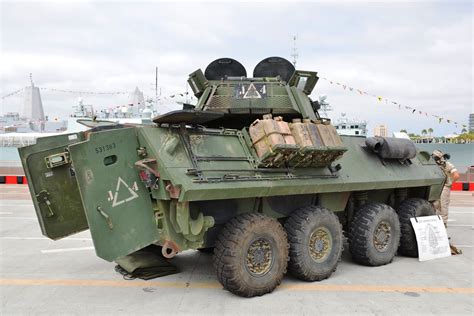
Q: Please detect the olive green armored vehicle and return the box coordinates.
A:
[20,57,444,297]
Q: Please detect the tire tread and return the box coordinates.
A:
[213,213,289,297]
[285,206,343,281]
[348,202,400,266]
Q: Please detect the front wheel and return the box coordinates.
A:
[285,206,343,281]
[213,213,289,297]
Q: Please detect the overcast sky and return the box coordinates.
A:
[1,0,472,136]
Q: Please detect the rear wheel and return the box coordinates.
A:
[348,203,400,266]
[285,206,343,281]
[397,198,435,257]
[213,213,289,297]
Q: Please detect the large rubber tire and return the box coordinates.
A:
[348,203,400,266]
[397,198,436,257]
[285,206,343,281]
[197,247,214,253]
[213,213,289,297]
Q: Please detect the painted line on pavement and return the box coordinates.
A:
[41,247,94,253]
[0,212,13,215]
[0,217,36,220]
[0,278,473,294]
[1,237,92,241]
[279,283,474,294]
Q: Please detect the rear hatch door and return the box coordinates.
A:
[19,133,89,240]
[68,127,160,261]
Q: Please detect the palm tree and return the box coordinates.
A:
[461,128,467,134]
[400,129,408,133]
[428,128,433,137]
[421,129,427,136]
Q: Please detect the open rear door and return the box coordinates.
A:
[68,127,160,261]
[19,133,89,240]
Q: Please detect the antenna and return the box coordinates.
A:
[185,82,189,103]
[155,66,158,108]
[291,35,299,67]
[29,73,34,87]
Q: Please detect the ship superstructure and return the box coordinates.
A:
[334,113,368,137]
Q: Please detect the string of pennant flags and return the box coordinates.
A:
[39,87,191,102]
[156,91,190,101]
[319,77,467,129]
[1,86,191,103]
[39,87,129,95]
[1,87,129,98]
[1,88,24,100]
[3,81,466,129]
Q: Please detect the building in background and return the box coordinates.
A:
[469,113,473,133]
[374,124,388,137]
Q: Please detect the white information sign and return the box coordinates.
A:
[410,215,451,261]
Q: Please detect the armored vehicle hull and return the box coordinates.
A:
[19,58,445,297]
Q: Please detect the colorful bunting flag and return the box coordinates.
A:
[319,75,465,129]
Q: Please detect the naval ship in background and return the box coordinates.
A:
[317,95,368,137]
[0,76,167,178]
[334,113,368,137]
[0,77,160,147]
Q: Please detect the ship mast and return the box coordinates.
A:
[291,35,299,67]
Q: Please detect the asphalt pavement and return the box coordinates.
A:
[1,186,473,315]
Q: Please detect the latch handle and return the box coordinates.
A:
[97,206,114,230]
[44,199,54,217]
[36,190,54,218]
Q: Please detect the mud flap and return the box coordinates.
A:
[19,133,88,240]
[68,128,160,261]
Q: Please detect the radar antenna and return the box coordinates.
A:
[318,95,333,117]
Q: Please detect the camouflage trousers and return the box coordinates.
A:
[433,186,451,226]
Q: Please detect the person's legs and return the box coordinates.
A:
[439,186,451,227]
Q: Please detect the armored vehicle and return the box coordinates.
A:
[20,57,444,297]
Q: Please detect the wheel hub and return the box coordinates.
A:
[373,221,392,252]
[309,227,332,263]
[246,238,273,276]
